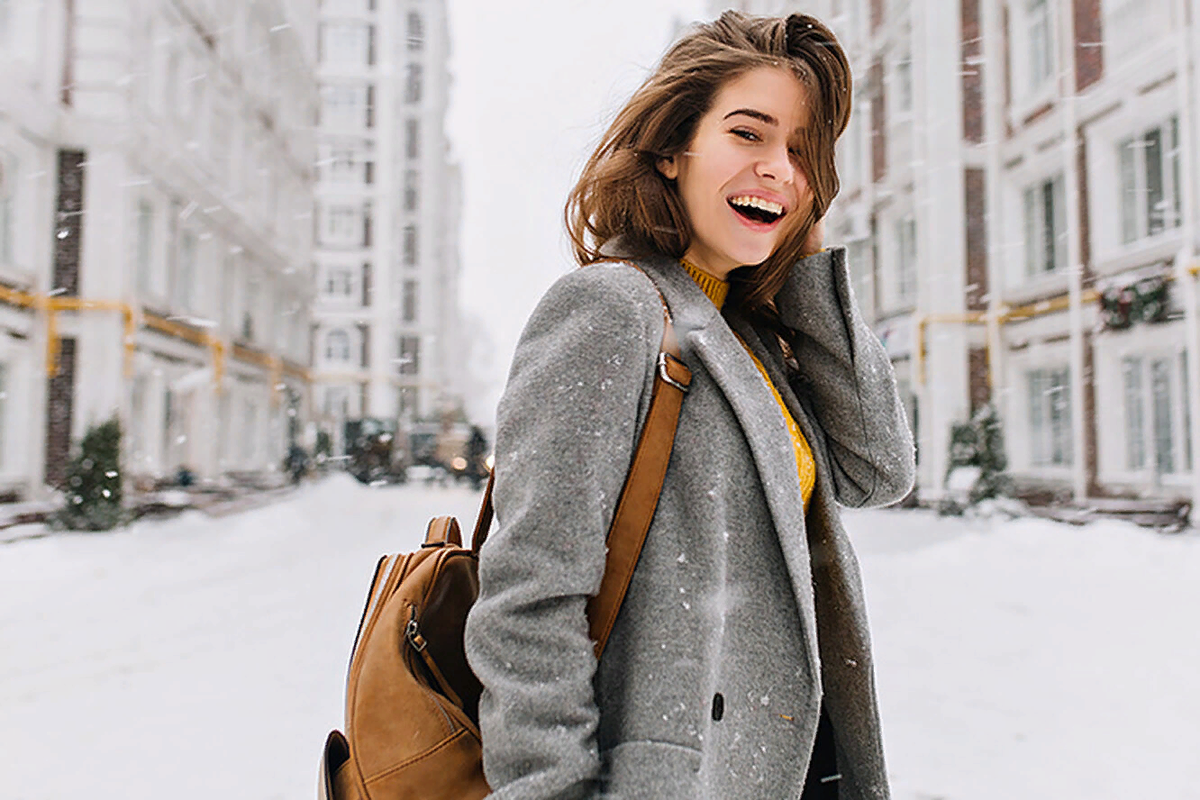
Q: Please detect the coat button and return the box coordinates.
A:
[711,693,724,721]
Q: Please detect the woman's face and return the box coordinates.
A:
[658,66,813,279]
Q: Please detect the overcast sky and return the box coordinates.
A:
[444,0,709,424]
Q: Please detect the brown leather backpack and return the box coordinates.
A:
[319,308,691,799]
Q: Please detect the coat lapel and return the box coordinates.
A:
[635,255,821,683]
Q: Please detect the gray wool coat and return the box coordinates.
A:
[463,246,916,800]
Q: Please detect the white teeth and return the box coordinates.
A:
[729,195,784,216]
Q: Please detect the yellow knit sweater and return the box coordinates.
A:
[681,260,816,509]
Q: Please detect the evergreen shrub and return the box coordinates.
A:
[54,416,125,531]
[942,403,1010,514]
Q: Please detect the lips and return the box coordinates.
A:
[727,194,786,225]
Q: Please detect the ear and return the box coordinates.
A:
[656,155,679,180]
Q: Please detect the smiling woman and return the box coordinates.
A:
[465,11,915,800]
[656,66,810,278]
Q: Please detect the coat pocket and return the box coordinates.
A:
[601,740,701,800]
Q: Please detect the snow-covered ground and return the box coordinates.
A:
[1,474,1197,799]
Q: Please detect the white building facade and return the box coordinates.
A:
[0,0,319,498]
[706,0,1200,509]
[312,0,465,451]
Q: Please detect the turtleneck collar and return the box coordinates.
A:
[680,259,729,310]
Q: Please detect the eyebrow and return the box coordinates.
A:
[723,108,778,126]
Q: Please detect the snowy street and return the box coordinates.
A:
[2,475,1198,799]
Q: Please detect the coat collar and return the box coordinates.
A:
[630,252,822,681]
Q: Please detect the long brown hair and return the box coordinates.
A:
[565,11,851,321]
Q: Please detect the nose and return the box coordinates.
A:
[755,144,794,185]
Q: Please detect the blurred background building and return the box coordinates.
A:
[709,0,1200,511]
[312,0,466,456]
[0,0,319,498]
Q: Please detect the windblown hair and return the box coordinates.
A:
[565,11,852,319]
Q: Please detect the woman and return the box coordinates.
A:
[464,12,915,800]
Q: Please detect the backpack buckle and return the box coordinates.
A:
[658,353,689,392]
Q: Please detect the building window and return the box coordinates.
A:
[1184,352,1194,471]
[1122,357,1146,470]
[164,387,175,450]
[130,375,147,464]
[894,50,912,115]
[323,203,359,244]
[326,329,352,362]
[398,386,417,419]
[320,83,367,129]
[403,225,418,266]
[243,400,258,461]
[1151,359,1175,474]
[1119,117,1181,244]
[405,63,423,104]
[325,146,357,184]
[839,100,866,190]
[0,148,15,266]
[1028,367,1072,467]
[1026,0,1053,96]
[407,12,423,51]
[896,215,916,302]
[402,279,418,323]
[323,386,348,419]
[324,266,355,297]
[320,22,369,67]
[365,83,375,128]
[362,201,373,247]
[176,229,196,311]
[321,142,374,186]
[1023,174,1067,275]
[136,200,154,293]
[404,169,419,211]
[243,276,258,342]
[1121,354,1191,475]
[398,335,420,375]
[405,119,420,159]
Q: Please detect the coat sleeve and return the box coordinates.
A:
[464,265,662,799]
[774,246,916,508]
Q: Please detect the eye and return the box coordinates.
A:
[731,128,762,142]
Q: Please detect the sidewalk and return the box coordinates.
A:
[0,473,302,544]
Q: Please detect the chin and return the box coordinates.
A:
[732,247,776,268]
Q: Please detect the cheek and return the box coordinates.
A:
[794,167,812,197]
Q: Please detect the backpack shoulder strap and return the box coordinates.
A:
[470,267,691,659]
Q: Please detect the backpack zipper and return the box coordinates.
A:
[406,604,455,736]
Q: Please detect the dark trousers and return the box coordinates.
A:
[800,705,839,800]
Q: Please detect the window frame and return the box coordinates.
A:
[1117,116,1182,246]
[1007,0,1058,123]
[1110,345,1193,481]
[1022,172,1068,276]
[1027,365,1073,468]
[325,328,353,363]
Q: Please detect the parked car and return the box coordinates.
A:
[344,418,408,484]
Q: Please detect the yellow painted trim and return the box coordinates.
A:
[915,263,1200,385]
[0,286,308,388]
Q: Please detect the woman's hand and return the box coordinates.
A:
[802,216,825,257]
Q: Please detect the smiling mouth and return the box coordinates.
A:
[728,195,785,225]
